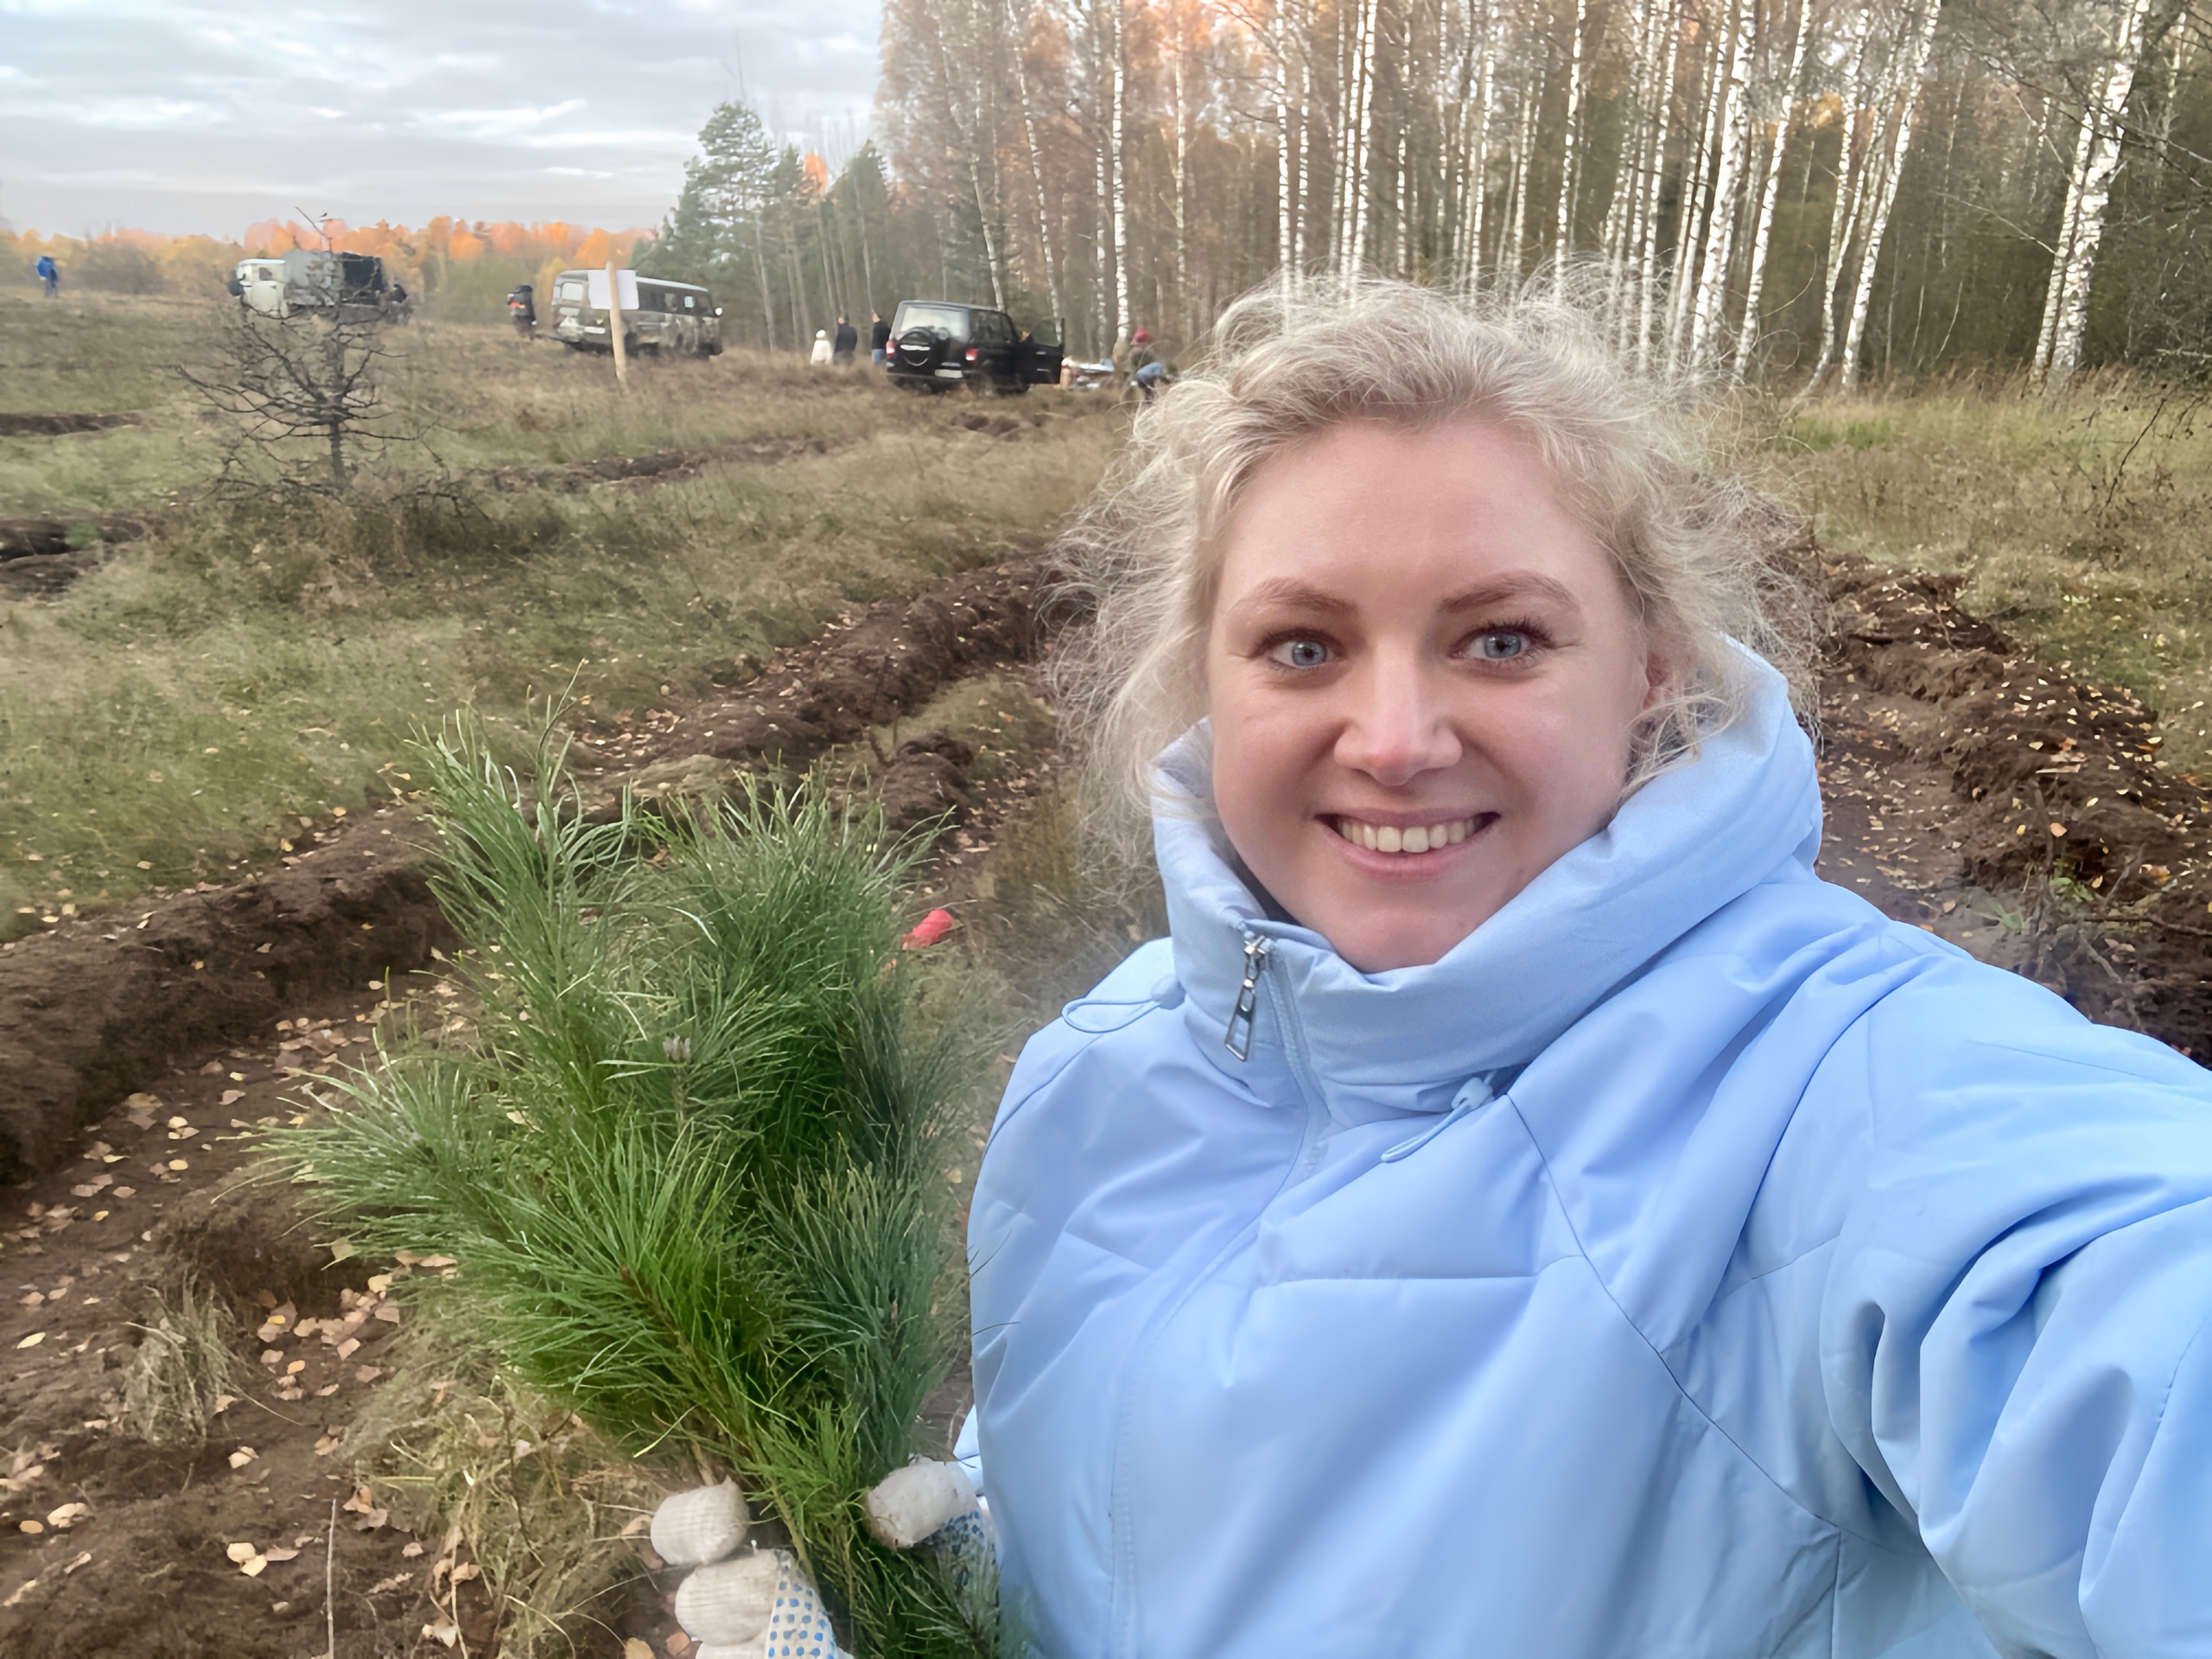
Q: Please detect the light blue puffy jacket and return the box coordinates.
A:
[965,661,2212,1657]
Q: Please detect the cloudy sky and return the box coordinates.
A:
[0,0,880,238]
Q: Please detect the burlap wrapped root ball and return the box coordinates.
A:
[652,1478,750,1568]
[861,1459,980,1549]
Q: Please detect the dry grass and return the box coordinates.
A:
[0,290,1120,935]
[118,1278,242,1446]
[1769,374,2212,772]
[340,1318,671,1659]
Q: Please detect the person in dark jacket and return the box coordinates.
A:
[832,316,860,365]
[870,311,891,367]
[506,283,536,339]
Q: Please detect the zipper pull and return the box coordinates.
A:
[1224,931,1272,1061]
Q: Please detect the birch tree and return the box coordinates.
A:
[2034,0,2186,391]
[1735,0,1815,370]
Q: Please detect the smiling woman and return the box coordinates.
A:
[957,279,2212,1658]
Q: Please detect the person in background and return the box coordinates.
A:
[833,315,860,366]
[870,310,891,368]
[809,328,834,368]
[35,254,58,298]
[506,283,536,340]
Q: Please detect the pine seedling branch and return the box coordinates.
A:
[273,714,996,1656]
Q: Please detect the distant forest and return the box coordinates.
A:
[645,0,2209,387]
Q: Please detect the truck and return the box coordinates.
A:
[549,270,723,358]
[228,251,410,322]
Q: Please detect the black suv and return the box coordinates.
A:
[886,301,1064,393]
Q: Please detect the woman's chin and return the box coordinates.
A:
[1302,889,1503,973]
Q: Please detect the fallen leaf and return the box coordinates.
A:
[263,1547,301,1563]
[353,1509,391,1531]
[212,1394,235,1414]
[111,1186,134,1200]
[1,1580,34,1607]
[371,1571,413,1593]
[227,1447,257,1469]
[16,1332,42,1349]
[61,1551,91,1574]
[353,1364,382,1383]
[373,1304,401,1325]
[620,1513,651,1538]
[365,1272,395,1294]
[313,1433,342,1457]
[45,1503,87,1529]
[624,1642,654,1659]
[450,1562,480,1582]
[335,1338,360,1360]
[166,1159,188,1172]
[401,1541,425,1559]
[219,1090,245,1106]
[16,1521,41,1535]
[225,1541,260,1565]
[424,1621,460,1650]
[240,1554,268,1577]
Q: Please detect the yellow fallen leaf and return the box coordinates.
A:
[15,1333,41,1350]
[16,1521,41,1536]
[226,1541,259,1564]
[227,1446,257,1469]
[240,1554,268,1577]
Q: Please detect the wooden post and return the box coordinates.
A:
[606,261,628,388]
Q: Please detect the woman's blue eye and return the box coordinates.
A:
[1271,639,1331,668]
[1473,631,1529,661]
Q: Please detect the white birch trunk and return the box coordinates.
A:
[1012,6,1064,327]
[1463,0,1497,291]
[1668,4,1727,364]
[1554,0,1592,294]
[1736,0,1814,372]
[2033,119,2093,378]
[1840,0,1943,393]
[1505,41,1544,283]
[1173,32,1191,334]
[1801,6,1878,395]
[2040,0,2161,391]
[1688,0,1757,364]
[1635,0,1684,367]
[1110,0,1130,340]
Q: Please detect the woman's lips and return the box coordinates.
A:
[1326,813,1496,855]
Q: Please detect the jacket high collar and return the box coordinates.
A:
[1153,658,1826,1123]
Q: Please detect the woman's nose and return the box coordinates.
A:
[1334,659,1462,786]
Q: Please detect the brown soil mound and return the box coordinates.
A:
[1821,550,2212,1050]
[0,820,447,1184]
[575,555,1046,816]
[0,515,149,562]
[0,414,136,438]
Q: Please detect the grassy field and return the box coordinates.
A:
[0,290,1118,936]
[1775,377,2212,772]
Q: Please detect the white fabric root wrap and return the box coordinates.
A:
[651,1478,749,1567]
[676,1548,845,1657]
[675,1551,780,1646]
[862,1459,979,1549]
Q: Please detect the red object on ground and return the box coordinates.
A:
[903,908,957,949]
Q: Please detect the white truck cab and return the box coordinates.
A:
[231,259,289,317]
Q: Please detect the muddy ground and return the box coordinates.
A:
[1,541,2209,1656]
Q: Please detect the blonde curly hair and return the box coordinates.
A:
[1050,276,1809,842]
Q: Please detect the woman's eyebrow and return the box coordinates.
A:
[1230,577,1357,617]
[1436,574,1581,614]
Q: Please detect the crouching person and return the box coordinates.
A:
[963,280,2212,1656]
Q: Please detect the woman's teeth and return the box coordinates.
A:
[1332,816,1482,855]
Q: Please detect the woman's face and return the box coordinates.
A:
[1205,420,1664,972]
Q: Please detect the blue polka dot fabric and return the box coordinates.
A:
[761,1548,849,1659]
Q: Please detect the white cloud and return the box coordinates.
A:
[0,0,880,234]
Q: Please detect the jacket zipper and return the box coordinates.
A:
[1223,931,1272,1061]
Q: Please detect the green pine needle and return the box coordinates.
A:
[274,709,996,1656]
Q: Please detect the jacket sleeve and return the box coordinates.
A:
[1819,968,2212,1657]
